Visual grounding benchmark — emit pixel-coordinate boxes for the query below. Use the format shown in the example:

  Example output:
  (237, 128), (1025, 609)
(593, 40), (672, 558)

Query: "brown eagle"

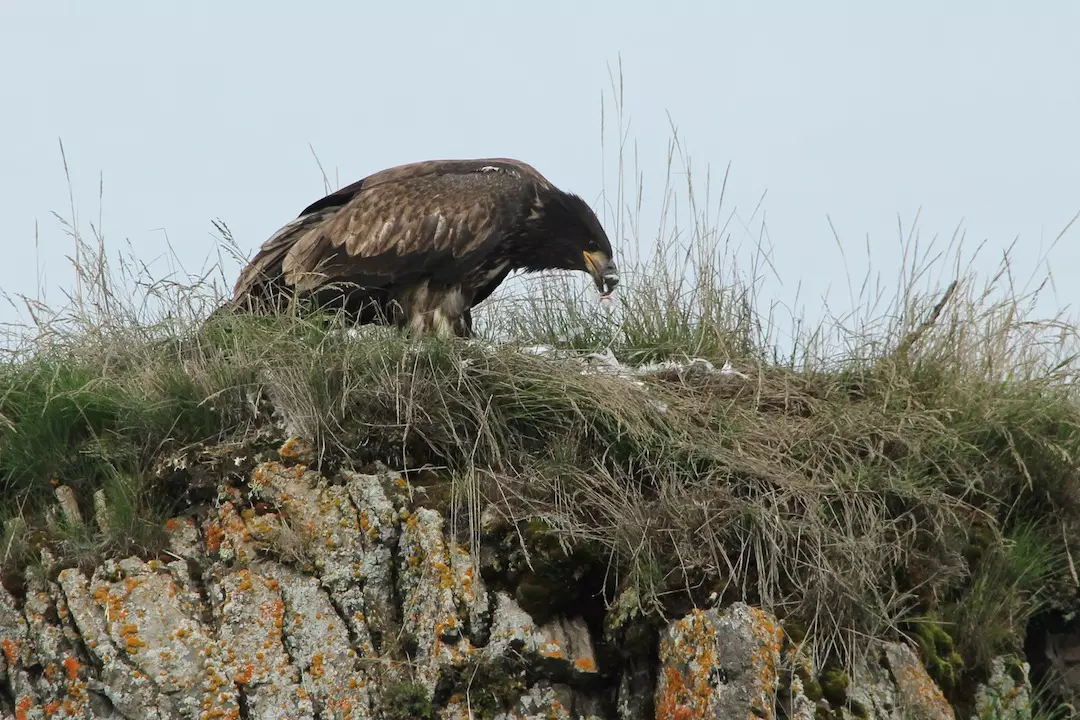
(227, 157), (619, 337)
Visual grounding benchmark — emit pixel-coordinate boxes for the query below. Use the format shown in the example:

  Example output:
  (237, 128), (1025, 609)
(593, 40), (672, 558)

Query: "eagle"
(227, 157), (619, 337)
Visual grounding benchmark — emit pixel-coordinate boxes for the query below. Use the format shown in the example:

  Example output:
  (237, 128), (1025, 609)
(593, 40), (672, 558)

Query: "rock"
(653, 601), (784, 719)
(0, 579), (41, 720)
(3, 454), (974, 719)
(18, 571), (98, 719)
(264, 566), (373, 719)
(846, 649), (904, 720)
(1044, 623), (1080, 704)
(205, 566), (314, 720)
(163, 516), (203, 564)
(54, 485), (83, 527)
(883, 642), (956, 720)
(494, 681), (605, 719)
(486, 592), (599, 682)
(396, 505), (492, 692)
(781, 674), (817, 720)
(971, 655), (1031, 720)
(57, 566), (181, 719)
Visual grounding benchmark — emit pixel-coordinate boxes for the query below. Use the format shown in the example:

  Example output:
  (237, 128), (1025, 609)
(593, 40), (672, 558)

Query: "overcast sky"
(2, 2), (1078, 346)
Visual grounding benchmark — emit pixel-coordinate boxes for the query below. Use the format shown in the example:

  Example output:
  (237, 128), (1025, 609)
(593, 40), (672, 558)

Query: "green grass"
(3, 68), (1080, 715)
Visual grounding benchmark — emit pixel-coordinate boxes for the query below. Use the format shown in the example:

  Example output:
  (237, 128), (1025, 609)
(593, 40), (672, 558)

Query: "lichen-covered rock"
(57, 566), (181, 719)
(845, 650), (904, 720)
(971, 655), (1031, 720)
(486, 592), (598, 682)
(16, 571), (99, 719)
(781, 675), (817, 720)
(0, 578), (42, 720)
(397, 506), (491, 692)
(883, 642), (956, 720)
(3, 447), (975, 720)
(342, 469), (400, 648)
(653, 601), (784, 719)
(90, 557), (241, 719)
(163, 516), (203, 565)
(263, 565), (373, 719)
(494, 681), (605, 720)
(205, 566), (314, 720)
(241, 462), (409, 661)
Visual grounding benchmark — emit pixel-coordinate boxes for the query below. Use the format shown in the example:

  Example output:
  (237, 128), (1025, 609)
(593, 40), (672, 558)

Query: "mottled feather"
(234, 158), (547, 297)
(227, 156), (615, 338)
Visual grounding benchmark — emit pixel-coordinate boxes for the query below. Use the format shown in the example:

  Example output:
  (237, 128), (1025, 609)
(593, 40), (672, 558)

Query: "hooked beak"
(583, 251), (620, 297)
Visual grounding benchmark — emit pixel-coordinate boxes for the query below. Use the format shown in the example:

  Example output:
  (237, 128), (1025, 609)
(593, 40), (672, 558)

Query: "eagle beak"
(583, 251), (619, 298)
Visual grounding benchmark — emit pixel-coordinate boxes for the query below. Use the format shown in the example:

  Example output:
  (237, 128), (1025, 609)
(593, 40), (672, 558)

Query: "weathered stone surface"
(971, 655), (1031, 720)
(94, 557), (241, 719)
(2, 445), (974, 719)
(883, 642), (956, 720)
(846, 649), (905, 720)
(205, 566), (313, 720)
(263, 565), (373, 720)
(653, 601), (784, 719)
(0, 578), (41, 720)
(487, 592), (598, 681)
(397, 506), (488, 692)
(163, 516), (203, 564)
(494, 681), (604, 720)
(342, 469), (399, 648)
(58, 567), (181, 719)
(17, 572), (98, 719)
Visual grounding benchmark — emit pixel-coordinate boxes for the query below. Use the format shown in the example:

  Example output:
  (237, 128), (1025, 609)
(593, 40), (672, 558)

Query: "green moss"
(483, 515), (608, 628)
(437, 658), (528, 719)
(912, 620), (965, 692)
(847, 698), (869, 719)
(380, 681), (434, 720)
(819, 668), (850, 705)
(802, 678), (824, 703)
(783, 617), (808, 645)
(1004, 655), (1027, 686)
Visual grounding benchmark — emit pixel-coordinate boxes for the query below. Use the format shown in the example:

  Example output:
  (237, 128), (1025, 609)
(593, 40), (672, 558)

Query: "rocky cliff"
(1, 440), (1033, 720)
(3, 385), (1067, 720)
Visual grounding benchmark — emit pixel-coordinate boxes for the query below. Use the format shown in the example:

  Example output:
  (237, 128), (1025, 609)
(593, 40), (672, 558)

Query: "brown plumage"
(228, 157), (619, 337)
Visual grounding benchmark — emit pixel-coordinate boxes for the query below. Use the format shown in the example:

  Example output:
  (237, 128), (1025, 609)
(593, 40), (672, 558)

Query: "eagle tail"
(226, 208), (338, 314)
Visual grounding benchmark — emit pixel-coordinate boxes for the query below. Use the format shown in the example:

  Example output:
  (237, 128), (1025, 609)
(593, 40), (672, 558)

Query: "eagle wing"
(232, 158), (550, 301)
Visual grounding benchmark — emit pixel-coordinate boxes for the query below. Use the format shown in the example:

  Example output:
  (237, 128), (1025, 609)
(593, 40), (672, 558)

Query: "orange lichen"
(1, 636), (17, 667)
(656, 663), (706, 720)
(278, 437), (311, 460)
(120, 622), (147, 652)
(15, 696), (32, 720)
(540, 642), (567, 660)
(63, 655), (81, 681)
(310, 653), (325, 679)
(655, 610), (721, 720)
(206, 522), (225, 553)
(234, 662), (255, 684)
(894, 661), (951, 713)
(574, 656), (597, 673)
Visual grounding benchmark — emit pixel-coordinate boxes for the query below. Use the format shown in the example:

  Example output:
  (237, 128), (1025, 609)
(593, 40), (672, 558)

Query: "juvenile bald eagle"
(228, 157), (619, 337)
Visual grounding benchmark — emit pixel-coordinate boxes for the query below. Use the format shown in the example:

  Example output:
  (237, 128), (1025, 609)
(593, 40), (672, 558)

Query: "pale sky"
(2, 2), (1078, 348)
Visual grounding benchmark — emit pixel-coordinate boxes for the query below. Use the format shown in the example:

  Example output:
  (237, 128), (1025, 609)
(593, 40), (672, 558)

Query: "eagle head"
(529, 189), (620, 298)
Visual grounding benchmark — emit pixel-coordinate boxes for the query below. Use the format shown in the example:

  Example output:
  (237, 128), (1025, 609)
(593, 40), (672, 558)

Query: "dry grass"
(3, 66), (1080, 712)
